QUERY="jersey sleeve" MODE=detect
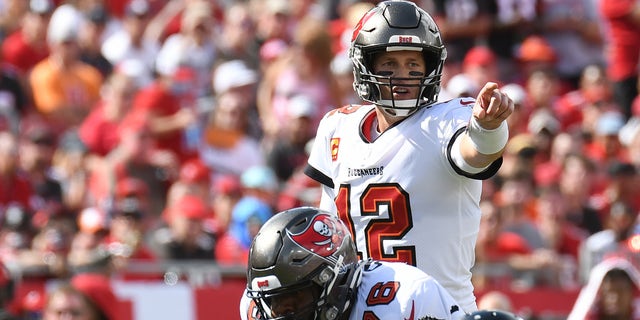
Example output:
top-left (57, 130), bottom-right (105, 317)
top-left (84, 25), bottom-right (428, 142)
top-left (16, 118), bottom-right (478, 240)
top-left (442, 98), bottom-right (503, 180)
top-left (305, 109), bottom-right (339, 188)
top-left (411, 275), bottom-right (466, 320)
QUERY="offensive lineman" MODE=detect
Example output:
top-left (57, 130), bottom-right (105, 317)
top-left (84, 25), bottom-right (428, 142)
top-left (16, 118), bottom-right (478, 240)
top-left (303, 1), bottom-right (514, 312)
top-left (239, 206), bottom-right (465, 320)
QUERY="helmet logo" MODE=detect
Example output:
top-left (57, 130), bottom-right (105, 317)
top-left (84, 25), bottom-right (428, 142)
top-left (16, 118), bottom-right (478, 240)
top-left (351, 9), bottom-right (377, 42)
top-left (256, 280), bottom-right (269, 288)
top-left (290, 214), bottom-right (347, 257)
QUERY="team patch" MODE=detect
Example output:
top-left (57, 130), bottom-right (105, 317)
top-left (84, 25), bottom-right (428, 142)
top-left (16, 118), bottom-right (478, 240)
top-left (331, 138), bottom-right (340, 161)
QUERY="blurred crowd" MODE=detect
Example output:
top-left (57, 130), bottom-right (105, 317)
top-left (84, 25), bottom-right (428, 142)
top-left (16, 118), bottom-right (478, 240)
top-left (0, 0), bottom-right (638, 318)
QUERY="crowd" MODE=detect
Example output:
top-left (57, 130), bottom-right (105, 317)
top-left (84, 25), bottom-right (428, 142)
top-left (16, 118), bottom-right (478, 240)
top-left (0, 0), bottom-right (638, 318)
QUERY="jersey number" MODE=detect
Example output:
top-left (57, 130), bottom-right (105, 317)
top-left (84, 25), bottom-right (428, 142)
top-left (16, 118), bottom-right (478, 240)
top-left (335, 183), bottom-right (416, 266)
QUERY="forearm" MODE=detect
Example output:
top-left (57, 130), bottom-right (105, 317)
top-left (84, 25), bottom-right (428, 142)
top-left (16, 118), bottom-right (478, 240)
top-left (458, 118), bottom-right (508, 168)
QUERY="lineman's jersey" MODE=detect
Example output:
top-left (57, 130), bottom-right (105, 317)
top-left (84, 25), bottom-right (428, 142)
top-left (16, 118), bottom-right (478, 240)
top-left (240, 260), bottom-right (465, 320)
top-left (304, 99), bottom-right (502, 312)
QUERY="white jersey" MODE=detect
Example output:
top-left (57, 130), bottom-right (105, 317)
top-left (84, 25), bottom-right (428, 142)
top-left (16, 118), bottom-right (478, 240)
top-left (305, 99), bottom-right (501, 312)
top-left (240, 260), bottom-right (465, 320)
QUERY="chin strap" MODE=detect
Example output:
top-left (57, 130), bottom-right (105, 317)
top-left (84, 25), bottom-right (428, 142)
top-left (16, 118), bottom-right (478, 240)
top-left (377, 98), bottom-right (427, 117)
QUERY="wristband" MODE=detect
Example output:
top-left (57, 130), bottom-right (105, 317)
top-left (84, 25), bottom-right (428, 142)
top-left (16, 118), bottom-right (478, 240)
top-left (467, 118), bottom-right (509, 155)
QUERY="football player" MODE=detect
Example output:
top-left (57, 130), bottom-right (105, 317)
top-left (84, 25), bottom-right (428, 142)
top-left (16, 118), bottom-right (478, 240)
top-left (303, 0), bottom-right (514, 312)
top-left (239, 206), bottom-right (466, 320)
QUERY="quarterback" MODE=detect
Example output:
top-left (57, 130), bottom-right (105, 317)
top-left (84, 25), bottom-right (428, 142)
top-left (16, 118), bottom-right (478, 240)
top-left (304, 1), bottom-right (514, 312)
top-left (239, 207), bottom-right (465, 320)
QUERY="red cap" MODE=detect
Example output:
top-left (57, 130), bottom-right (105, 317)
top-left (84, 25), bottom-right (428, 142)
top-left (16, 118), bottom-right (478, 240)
top-left (172, 66), bottom-right (197, 82)
top-left (179, 159), bottom-right (211, 184)
top-left (167, 195), bottom-right (211, 221)
top-left (518, 36), bottom-right (556, 63)
top-left (463, 46), bottom-right (496, 67)
top-left (212, 174), bottom-right (242, 196)
top-left (71, 273), bottom-right (119, 320)
top-left (116, 177), bottom-right (148, 199)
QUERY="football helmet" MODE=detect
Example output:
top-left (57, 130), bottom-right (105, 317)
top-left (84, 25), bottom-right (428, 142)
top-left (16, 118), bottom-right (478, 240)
top-left (463, 310), bottom-right (524, 320)
top-left (246, 207), bottom-right (362, 320)
top-left (349, 0), bottom-right (446, 116)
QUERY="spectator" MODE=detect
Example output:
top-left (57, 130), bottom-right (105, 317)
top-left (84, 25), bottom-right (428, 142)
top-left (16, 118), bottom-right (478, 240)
top-left (29, 4), bottom-right (103, 134)
top-left (1, 0), bottom-right (52, 77)
top-left (524, 67), bottom-right (562, 116)
top-left (210, 59), bottom-right (261, 139)
top-left (265, 94), bottom-right (316, 183)
top-left (555, 64), bottom-right (618, 133)
top-left (77, 4), bottom-right (113, 79)
top-left (43, 283), bottom-right (110, 320)
top-left (533, 131), bottom-right (581, 188)
top-left (499, 133), bottom-right (538, 182)
top-left (166, 158), bottom-right (211, 208)
top-left (22, 219), bottom-right (76, 278)
top-left (215, 196), bottom-right (272, 266)
top-left (591, 161), bottom-right (640, 220)
top-left (78, 65), bottom-right (141, 157)
top-left (210, 174), bottom-right (243, 237)
top-left (50, 130), bottom-right (90, 213)
top-left (558, 153), bottom-right (603, 235)
top-left (515, 35), bottom-right (558, 86)
top-left (486, 0), bottom-right (537, 83)
top-left (0, 60), bottom-right (27, 136)
top-left (533, 185), bottom-right (586, 288)
top-left (536, 0), bottom-right (605, 89)
top-left (579, 201), bottom-right (639, 284)
top-left (429, 0), bottom-right (495, 76)
top-left (257, 16), bottom-right (343, 143)
top-left (584, 112), bottom-right (629, 171)
top-left (126, 65), bottom-right (199, 163)
top-left (101, 0), bottom-right (158, 88)
top-left (568, 257), bottom-right (640, 320)
top-left (73, 207), bottom-right (110, 250)
top-left (69, 272), bottom-right (123, 320)
top-left (477, 290), bottom-right (514, 312)
top-left (598, 0), bottom-right (640, 120)
top-left (240, 165), bottom-right (279, 211)
top-left (103, 198), bottom-right (157, 279)
top-left (199, 90), bottom-right (263, 177)
top-left (251, 0), bottom-right (292, 46)
top-left (451, 46), bottom-right (501, 98)
top-left (155, 1), bottom-right (217, 98)
top-left (498, 170), bottom-right (543, 248)
top-left (215, 2), bottom-right (260, 69)
top-left (501, 83), bottom-right (532, 137)
top-left (474, 200), bottom-right (532, 290)
top-left (18, 119), bottom-right (67, 223)
top-left (87, 121), bottom-right (176, 218)
top-left (0, 0), bottom-right (29, 40)
top-left (0, 131), bottom-right (32, 212)
top-left (150, 195), bottom-right (215, 260)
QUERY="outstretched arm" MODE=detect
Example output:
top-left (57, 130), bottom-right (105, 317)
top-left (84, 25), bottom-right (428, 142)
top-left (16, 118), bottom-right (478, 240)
top-left (458, 82), bottom-right (514, 170)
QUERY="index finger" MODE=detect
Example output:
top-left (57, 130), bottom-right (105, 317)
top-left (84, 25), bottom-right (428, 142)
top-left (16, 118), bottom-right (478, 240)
top-left (476, 82), bottom-right (499, 109)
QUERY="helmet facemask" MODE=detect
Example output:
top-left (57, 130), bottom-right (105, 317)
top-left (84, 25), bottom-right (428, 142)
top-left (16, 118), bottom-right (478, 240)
top-left (248, 256), bottom-right (362, 320)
